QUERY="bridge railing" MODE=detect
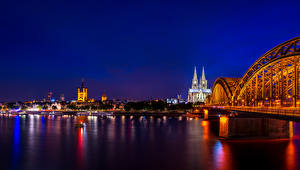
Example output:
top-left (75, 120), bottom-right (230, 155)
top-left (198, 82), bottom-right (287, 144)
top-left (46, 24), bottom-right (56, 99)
top-left (214, 106), bottom-right (300, 117)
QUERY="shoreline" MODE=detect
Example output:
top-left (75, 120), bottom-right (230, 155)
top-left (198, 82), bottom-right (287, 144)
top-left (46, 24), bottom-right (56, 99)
top-left (0, 110), bottom-right (188, 117)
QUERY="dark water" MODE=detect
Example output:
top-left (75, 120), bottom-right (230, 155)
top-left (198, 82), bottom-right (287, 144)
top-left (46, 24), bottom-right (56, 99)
top-left (0, 114), bottom-right (299, 170)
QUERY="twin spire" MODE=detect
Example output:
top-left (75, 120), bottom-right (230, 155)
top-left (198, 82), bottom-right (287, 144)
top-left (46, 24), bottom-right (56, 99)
top-left (201, 66), bottom-right (206, 81)
top-left (192, 66), bottom-right (206, 89)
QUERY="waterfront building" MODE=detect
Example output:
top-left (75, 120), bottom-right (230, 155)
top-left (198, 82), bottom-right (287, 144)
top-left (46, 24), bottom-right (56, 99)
top-left (188, 67), bottom-right (211, 103)
top-left (166, 98), bottom-right (178, 104)
top-left (102, 92), bottom-right (107, 102)
top-left (88, 98), bottom-right (95, 102)
top-left (77, 81), bottom-right (87, 102)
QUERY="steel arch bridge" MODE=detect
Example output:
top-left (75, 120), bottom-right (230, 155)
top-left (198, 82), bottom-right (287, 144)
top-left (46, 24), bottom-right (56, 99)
top-left (208, 37), bottom-right (300, 107)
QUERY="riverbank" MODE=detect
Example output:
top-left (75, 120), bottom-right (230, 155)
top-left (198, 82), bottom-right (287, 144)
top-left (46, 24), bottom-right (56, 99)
top-left (0, 110), bottom-right (189, 117)
top-left (113, 111), bottom-right (186, 117)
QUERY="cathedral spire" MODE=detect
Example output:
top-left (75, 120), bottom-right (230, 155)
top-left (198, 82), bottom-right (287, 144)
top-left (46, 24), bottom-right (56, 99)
top-left (201, 66), bottom-right (206, 81)
top-left (192, 67), bottom-right (198, 89)
top-left (80, 79), bottom-right (85, 90)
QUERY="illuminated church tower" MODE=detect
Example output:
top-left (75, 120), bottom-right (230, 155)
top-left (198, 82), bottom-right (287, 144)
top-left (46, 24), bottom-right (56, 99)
top-left (188, 66), bottom-right (211, 103)
top-left (199, 67), bottom-right (207, 89)
top-left (192, 67), bottom-right (199, 89)
top-left (77, 81), bottom-right (87, 102)
top-left (102, 92), bottom-right (107, 102)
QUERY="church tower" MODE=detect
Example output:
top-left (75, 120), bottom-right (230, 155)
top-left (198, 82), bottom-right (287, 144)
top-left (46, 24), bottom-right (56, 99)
top-left (77, 81), bottom-right (87, 102)
top-left (188, 66), bottom-right (211, 103)
top-left (199, 66), bottom-right (207, 89)
top-left (102, 92), bottom-right (107, 102)
top-left (192, 67), bottom-right (199, 89)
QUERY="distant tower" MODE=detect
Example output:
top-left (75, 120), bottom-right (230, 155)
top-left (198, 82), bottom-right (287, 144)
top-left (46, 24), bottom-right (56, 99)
top-left (60, 94), bottom-right (65, 101)
top-left (102, 92), bottom-right (107, 102)
top-left (77, 81), bottom-right (87, 102)
top-left (48, 91), bottom-right (53, 102)
top-left (192, 67), bottom-right (199, 89)
top-left (199, 66), bottom-right (208, 89)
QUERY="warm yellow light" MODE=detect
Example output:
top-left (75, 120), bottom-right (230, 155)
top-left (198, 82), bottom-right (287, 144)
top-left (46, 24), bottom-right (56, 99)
top-left (201, 120), bottom-right (209, 127)
top-left (219, 116), bottom-right (229, 138)
top-left (289, 121), bottom-right (293, 138)
top-left (204, 109), bottom-right (208, 120)
top-left (220, 116), bottom-right (228, 124)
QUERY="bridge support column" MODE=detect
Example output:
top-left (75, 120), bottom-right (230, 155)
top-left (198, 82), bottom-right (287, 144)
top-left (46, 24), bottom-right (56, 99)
top-left (262, 69), bottom-right (265, 106)
top-left (255, 75), bottom-right (258, 107)
top-left (294, 57), bottom-right (298, 107)
top-left (270, 67), bottom-right (273, 107)
top-left (280, 63), bottom-right (284, 107)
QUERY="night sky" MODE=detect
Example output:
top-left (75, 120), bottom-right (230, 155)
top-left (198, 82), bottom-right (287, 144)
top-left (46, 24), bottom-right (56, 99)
top-left (1, 0), bottom-right (300, 101)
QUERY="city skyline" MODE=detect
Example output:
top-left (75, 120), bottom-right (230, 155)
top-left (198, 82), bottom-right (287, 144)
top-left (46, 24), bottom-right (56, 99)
top-left (1, 0), bottom-right (300, 101)
top-left (0, 1), bottom-right (299, 170)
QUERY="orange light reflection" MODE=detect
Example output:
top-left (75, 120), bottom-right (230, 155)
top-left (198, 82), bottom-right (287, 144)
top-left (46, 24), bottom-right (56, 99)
top-left (286, 140), bottom-right (297, 170)
top-left (77, 128), bottom-right (84, 169)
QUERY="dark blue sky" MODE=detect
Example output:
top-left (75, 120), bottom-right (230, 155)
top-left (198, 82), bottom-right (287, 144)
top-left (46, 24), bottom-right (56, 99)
top-left (0, 0), bottom-right (299, 101)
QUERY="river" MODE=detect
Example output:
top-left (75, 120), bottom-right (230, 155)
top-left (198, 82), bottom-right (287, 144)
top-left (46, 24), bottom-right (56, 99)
top-left (0, 114), bottom-right (298, 170)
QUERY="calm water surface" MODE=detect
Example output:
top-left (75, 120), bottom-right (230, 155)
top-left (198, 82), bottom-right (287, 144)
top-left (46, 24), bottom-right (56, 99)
top-left (0, 115), bottom-right (299, 170)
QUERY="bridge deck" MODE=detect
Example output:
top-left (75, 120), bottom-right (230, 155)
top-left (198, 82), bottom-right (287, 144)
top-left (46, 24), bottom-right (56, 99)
top-left (213, 106), bottom-right (300, 117)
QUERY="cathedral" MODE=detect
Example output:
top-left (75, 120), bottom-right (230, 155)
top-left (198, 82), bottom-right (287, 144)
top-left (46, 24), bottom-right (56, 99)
top-left (188, 67), bottom-right (211, 103)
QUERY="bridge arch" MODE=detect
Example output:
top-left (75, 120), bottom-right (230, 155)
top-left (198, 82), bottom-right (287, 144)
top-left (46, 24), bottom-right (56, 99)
top-left (210, 37), bottom-right (300, 107)
top-left (209, 77), bottom-right (240, 105)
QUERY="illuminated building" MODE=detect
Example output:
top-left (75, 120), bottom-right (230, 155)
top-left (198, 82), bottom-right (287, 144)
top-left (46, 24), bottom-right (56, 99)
top-left (88, 98), bottom-right (95, 103)
top-left (188, 67), bottom-right (211, 103)
top-left (60, 94), bottom-right (65, 101)
top-left (77, 81), bottom-right (87, 102)
top-left (166, 98), bottom-right (178, 104)
top-left (102, 92), bottom-right (107, 102)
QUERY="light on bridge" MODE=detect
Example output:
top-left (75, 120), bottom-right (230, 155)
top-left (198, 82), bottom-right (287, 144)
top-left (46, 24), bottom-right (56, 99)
top-left (204, 109), bottom-right (209, 120)
top-left (201, 120), bottom-right (209, 127)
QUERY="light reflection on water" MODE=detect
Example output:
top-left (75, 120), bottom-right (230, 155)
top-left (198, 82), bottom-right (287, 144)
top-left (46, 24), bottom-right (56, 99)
top-left (213, 141), bottom-right (233, 170)
top-left (12, 116), bottom-right (21, 169)
top-left (0, 115), bottom-right (298, 170)
top-left (286, 140), bottom-right (297, 170)
top-left (77, 128), bottom-right (84, 169)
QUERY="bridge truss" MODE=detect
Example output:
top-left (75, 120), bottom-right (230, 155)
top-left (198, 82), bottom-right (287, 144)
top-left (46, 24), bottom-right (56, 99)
top-left (208, 37), bottom-right (300, 107)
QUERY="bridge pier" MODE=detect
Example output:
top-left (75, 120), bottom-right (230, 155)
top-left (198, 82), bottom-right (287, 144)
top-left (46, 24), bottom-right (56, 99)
top-left (219, 116), bottom-right (293, 139)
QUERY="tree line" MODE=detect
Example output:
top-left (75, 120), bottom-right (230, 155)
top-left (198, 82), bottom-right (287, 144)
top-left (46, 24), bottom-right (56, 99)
top-left (124, 100), bottom-right (192, 112)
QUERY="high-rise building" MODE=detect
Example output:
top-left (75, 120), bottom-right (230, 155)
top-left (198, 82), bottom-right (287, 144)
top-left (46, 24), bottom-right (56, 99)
top-left (78, 81), bottom-right (87, 102)
top-left (188, 66), bottom-right (211, 103)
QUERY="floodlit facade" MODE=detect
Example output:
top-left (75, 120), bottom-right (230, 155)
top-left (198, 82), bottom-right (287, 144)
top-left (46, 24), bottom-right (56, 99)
top-left (102, 92), bottom-right (107, 102)
top-left (188, 67), bottom-right (211, 103)
top-left (78, 81), bottom-right (87, 102)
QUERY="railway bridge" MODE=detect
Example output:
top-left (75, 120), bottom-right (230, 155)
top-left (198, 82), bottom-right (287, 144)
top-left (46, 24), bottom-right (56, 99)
top-left (206, 37), bottom-right (300, 114)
